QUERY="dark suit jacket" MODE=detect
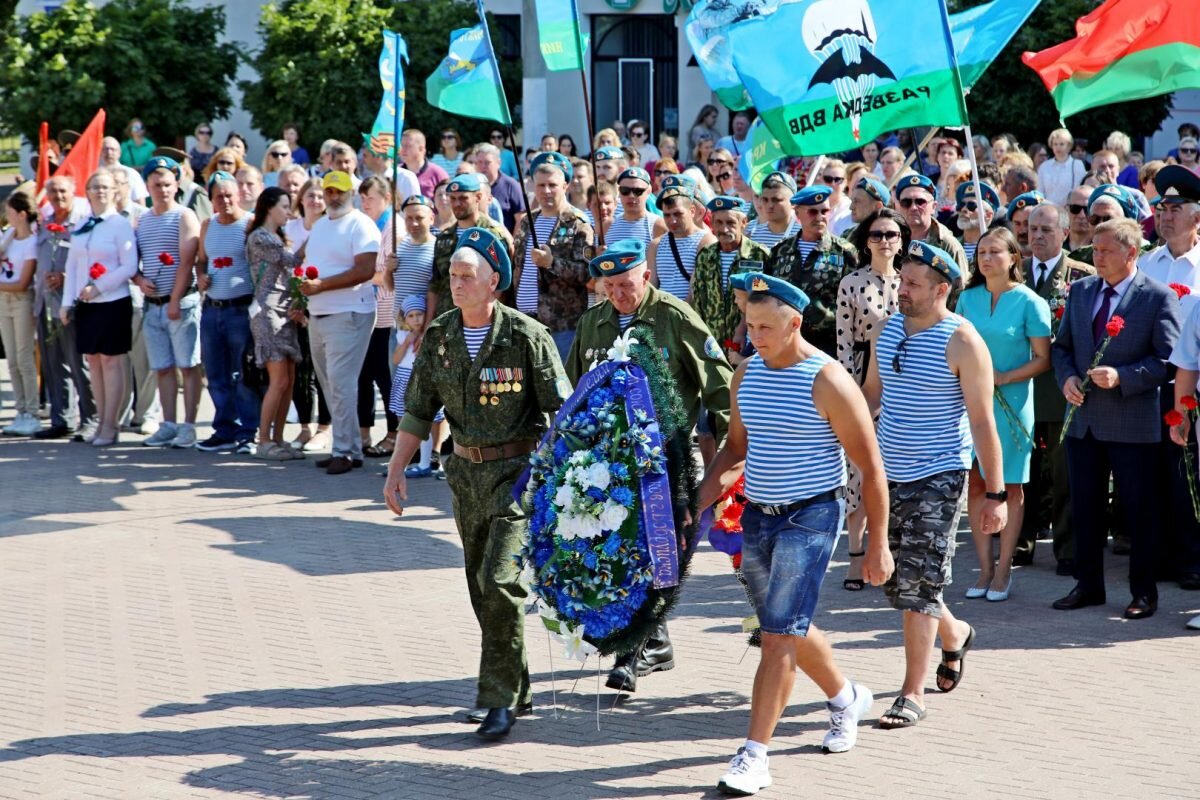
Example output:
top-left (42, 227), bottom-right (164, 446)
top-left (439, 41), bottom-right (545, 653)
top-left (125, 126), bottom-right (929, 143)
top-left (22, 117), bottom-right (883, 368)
top-left (1051, 269), bottom-right (1182, 443)
top-left (1025, 251), bottom-right (1094, 422)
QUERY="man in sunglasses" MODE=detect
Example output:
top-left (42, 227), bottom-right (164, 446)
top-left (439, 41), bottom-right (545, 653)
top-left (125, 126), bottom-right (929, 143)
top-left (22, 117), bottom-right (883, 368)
top-left (954, 181), bottom-right (999, 265)
top-left (429, 173), bottom-right (513, 318)
top-left (647, 182), bottom-right (716, 302)
top-left (604, 166), bottom-right (667, 250)
top-left (1068, 184), bottom-right (1144, 265)
top-left (864, 241), bottom-right (1005, 729)
top-left (1066, 185), bottom-right (1096, 254)
top-left (766, 185), bottom-right (858, 357)
top-left (894, 173), bottom-right (968, 282)
top-left (746, 171), bottom-right (800, 251)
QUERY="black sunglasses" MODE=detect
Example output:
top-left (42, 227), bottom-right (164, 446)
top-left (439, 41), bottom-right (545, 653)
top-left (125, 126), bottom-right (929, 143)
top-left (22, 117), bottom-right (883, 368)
top-left (619, 186), bottom-right (646, 197)
top-left (1089, 214), bottom-right (1115, 226)
top-left (654, 169), bottom-right (676, 176)
top-left (489, 133), bottom-right (505, 140)
top-left (891, 338), bottom-right (909, 374)
top-left (1067, 204), bottom-right (1088, 215)
top-left (269, 151), bottom-right (288, 158)
top-left (900, 197), bottom-right (930, 209)
top-left (198, 129), bottom-right (213, 136)
top-left (707, 158), bottom-right (730, 166)
top-left (822, 175), bottom-right (845, 184)
top-left (868, 230), bottom-right (901, 242)
top-left (960, 200), bottom-right (979, 212)
top-left (716, 172), bottom-right (733, 182)
top-left (1181, 148), bottom-right (1198, 154)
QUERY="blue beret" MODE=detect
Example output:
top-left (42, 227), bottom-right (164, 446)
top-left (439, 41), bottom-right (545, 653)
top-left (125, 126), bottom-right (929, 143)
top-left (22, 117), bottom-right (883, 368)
top-left (1154, 164), bottom-right (1200, 205)
top-left (707, 195), bottom-right (747, 214)
top-left (660, 173), bottom-right (697, 191)
top-left (1088, 184), bottom-right (1136, 219)
top-left (897, 173), bottom-right (935, 196)
top-left (594, 146), bottom-right (625, 162)
top-left (456, 227), bottom-right (512, 291)
top-left (530, 151), bottom-right (572, 181)
top-left (659, 185), bottom-right (695, 204)
top-left (1006, 190), bottom-right (1045, 219)
top-left (206, 170), bottom-right (236, 190)
top-left (142, 156), bottom-right (180, 181)
top-left (746, 272), bottom-right (810, 313)
top-left (906, 240), bottom-right (961, 282)
top-left (760, 171), bottom-right (797, 194)
top-left (791, 185), bottom-right (833, 206)
top-left (446, 173), bottom-right (483, 193)
top-left (589, 238), bottom-right (646, 279)
top-left (956, 180), bottom-right (1000, 212)
top-left (617, 167), bottom-right (651, 185)
top-left (856, 177), bottom-right (891, 205)
top-left (401, 194), bottom-right (432, 210)
top-left (729, 270), bottom-right (763, 292)
top-left (1150, 195), bottom-right (1163, 208)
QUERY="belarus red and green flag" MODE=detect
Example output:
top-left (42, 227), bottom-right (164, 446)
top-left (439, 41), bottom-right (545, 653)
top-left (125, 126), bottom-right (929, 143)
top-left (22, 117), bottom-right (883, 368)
top-left (1022, 0), bottom-right (1200, 119)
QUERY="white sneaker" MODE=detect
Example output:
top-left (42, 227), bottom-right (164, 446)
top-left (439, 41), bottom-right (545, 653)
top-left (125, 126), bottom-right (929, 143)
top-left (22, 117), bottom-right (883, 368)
top-left (717, 749), bottom-right (771, 796)
top-left (1187, 614), bottom-right (1200, 631)
top-left (823, 683), bottom-right (874, 753)
top-left (170, 423), bottom-right (197, 449)
top-left (2, 415), bottom-right (21, 435)
top-left (10, 413), bottom-right (42, 436)
top-left (143, 422), bottom-right (178, 447)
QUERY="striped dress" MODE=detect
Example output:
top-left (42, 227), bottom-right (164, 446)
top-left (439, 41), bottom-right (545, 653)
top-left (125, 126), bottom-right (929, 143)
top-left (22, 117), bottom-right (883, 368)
top-left (655, 230), bottom-right (707, 300)
top-left (605, 212), bottom-right (655, 249)
top-left (739, 352), bottom-right (846, 504)
top-left (135, 209), bottom-right (184, 295)
top-left (875, 314), bottom-right (972, 483)
top-left (388, 330), bottom-right (444, 422)
top-left (204, 215), bottom-right (252, 300)
top-left (746, 218), bottom-right (800, 252)
top-left (517, 215), bottom-right (558, 314)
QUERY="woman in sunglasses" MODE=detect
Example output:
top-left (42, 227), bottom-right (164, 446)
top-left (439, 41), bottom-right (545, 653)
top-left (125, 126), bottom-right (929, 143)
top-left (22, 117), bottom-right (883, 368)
top-left (119, 118), bottom-right (156, 170)
top-left (628, 119), bottom-right (658, 165)
top-left (705, 147), bottom-right (736, 190)
top-left (432, 128), bottom-right (463, 174)
top-left (260, 140), bottom-right (293, 188)
top-left (838, 208), bottom-right (909, 590)
top-left (189, 123), bottom-right (216, 175)
top-left (201, 147), bottom-right (246, 185)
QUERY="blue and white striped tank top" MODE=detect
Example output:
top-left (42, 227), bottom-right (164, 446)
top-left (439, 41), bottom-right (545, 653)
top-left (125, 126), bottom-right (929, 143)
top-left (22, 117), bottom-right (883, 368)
top-left (739, 352), bottom-right (846, 504)
top-left (963, 242), bottom-right (977, 263)
top-left (605, 212), bottom-right (654, 248)
top-left (204, 215), bottom-right (252, 300)
top-left (136, 208), bottom-right (183, 295)
top-left (747, 218), bottom-right (800, 251)
top-left (463, 325), bottom-right (489, 361)
top-left (518, 215), bottom-right (558, 313)
top-left (719, 251), bottom-right (737, 286)
top-left (655, 230), bottom-right (706, 300)
top-left (875, 314), bottom-right (972, 482)
top-left (394, 238), bottom-right (435, 300)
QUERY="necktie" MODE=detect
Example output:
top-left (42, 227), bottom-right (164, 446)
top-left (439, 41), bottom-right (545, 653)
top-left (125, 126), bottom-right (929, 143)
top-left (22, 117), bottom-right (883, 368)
top-left (1092, 285), bottom-right (1117, 343)
top-left (1034, 262), bottom-right (1047, 291)
top-left (75, 216), bottom-right (104, 235)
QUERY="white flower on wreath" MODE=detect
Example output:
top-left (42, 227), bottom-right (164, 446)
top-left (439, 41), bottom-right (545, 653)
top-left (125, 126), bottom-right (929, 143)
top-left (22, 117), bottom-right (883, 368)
top-left (585, 462), bottom-right (611, 491)
top-left (553, 483), bottom-right (576, 510)
top-left (568, 450), bottom-right (591, 467)
top-left (557, 621), bottom-right (598, 664)
top-left (598, 500), bottom-right (629, 532)
top-left (607, 328), bottom-right (639, 363)
top-left (560, 511), bottom-right (603, 541)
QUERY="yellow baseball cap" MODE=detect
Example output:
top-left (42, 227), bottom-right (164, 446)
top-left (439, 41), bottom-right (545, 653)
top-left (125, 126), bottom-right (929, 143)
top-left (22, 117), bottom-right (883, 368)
top-left (321, 170), bottom-right (353, 192)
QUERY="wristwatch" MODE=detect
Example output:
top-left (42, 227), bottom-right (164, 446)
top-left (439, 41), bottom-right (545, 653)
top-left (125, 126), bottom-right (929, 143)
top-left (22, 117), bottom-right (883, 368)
top-left (985, 490), bottom-right (1009, 502)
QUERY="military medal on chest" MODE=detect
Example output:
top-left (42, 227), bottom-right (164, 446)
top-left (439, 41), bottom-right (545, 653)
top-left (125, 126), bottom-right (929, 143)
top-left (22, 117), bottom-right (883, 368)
top-left (438, 341), bottom-right (450, 369)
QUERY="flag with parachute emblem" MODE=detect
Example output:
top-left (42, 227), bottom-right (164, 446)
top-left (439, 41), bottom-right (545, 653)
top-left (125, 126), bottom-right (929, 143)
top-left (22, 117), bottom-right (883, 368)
top-left (369, 30), bottom-right (408, 151)
top-left (426, 19), bottom-right (512, 125)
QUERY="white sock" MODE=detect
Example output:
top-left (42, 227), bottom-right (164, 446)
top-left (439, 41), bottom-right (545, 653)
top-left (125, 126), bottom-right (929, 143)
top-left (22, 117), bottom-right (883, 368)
top-left (743, 739), bottom-right (768, 760)
top-left (829, 680), bottom-right (855, 709)
top-left (419, 437), bottom-right (433, 469)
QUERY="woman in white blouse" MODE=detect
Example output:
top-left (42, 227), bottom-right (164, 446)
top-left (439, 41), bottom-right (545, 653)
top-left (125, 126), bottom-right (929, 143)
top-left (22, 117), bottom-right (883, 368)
top-left (60, 168), bottom-right (138, 446)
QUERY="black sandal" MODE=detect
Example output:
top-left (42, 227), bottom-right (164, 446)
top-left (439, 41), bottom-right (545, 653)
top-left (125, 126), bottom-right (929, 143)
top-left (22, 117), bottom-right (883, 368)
top-left (363, 434), bottom-right (396, 458)
top-left (879, 696), bottom-right (926, 729)
top-left (935, 624), bottom-right (976, 693)
top-left (843, 549), bottom-right (866, 591)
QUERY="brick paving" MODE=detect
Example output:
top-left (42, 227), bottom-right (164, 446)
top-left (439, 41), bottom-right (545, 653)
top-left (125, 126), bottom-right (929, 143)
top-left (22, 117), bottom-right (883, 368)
top-left (0, 377), bottom-right (1197, 799)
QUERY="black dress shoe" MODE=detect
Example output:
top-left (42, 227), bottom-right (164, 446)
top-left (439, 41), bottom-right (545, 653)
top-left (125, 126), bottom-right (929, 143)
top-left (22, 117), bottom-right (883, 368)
top-left (1052, 585), bottom-right (1106, 610)
top-left (1012, 551), bottom-right (1034, 567)
top-left (1056, 559), bottom-right (1074, 577)
top-left (475, 707), bottom-right (516, 740)
top-left (315, 456), bottom-right (364, 469)
top-left (1124, 597), bottom-right (1157, 619)
top-left (33, 424), bottom-right (70, 440)
top-left (635, 622), bottom-right (675, 675)
top-left (465, 702), bottom-right (532, 724)
top-left (1178, 573), bottom-right (1200, 591)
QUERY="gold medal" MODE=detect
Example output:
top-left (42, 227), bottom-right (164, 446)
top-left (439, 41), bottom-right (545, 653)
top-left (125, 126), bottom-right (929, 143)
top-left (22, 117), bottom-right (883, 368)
top-left (479, 395), bottom-right (489, 406)
top-left (490, 395), bottom-right (500, 405)
top-left (502, 382), bottom-right (511, 392)
top-left (488, 382), bottom-right (498, 393)
top-left (512, 382), bottom-right (522, 393)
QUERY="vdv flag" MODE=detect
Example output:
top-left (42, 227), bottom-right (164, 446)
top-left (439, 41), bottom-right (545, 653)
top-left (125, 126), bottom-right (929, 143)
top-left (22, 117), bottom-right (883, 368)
top-left (685, 0), bottom-right (787, 111)
top-left (369, 30), bottom-right (408, 156)
top-left (535, 0), bottom-right (589, 72)
top-left (952, 0), bottom-right (1042, 91)
top-left (728, 0), bottom-right (968, 155)
top-left (426, 23), bottom-right (512, 125)
top-left (737, 118), bottom-right (788, 192)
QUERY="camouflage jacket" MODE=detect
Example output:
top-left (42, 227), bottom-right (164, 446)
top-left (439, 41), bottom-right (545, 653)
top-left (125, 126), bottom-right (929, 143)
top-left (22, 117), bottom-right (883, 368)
top-left (766, 231), bottom-right (859, 356)
top-left (1023, 252), bottom-right (1095, 422)
top-left (512, 206), bottom-right (595, 333)
top-left (922, 220), bottom-right (970, 276)
top-left (430, 214), bottom-right (513, 319)
top-left (691, 236), bottom-right (770, 345)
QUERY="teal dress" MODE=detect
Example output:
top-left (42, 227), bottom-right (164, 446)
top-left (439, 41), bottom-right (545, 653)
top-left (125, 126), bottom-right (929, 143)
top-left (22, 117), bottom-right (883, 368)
top-left (955, 283), bottom-right (1052, 483)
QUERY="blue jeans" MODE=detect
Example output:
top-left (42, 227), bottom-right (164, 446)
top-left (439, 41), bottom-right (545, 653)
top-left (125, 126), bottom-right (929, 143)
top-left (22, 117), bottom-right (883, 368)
top-left (740, 499), bottom-right (844, 636)
top-left (200, 302), bottom-right (259, 442)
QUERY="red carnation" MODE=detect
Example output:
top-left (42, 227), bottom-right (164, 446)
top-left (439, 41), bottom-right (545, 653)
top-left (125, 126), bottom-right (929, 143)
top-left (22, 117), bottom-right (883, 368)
top-left (1183, 396), bottom-right (1199, 411)
top-left (45, 223), bottom-right (65, 234)
top-left (1166, 409), bottom-right (1186, 427)
top-left (304, 265), bottom-right (319, 280)
top-left (1054, 306), bottom-right (1065, 320)
top-left (158, 252), bottom-right (175, 266)
top-left (293, 266), bottom-right (304, 277)
top-left (1105, 315), bottom-right (1125, 338)
top-left (1170, 283), bottom-right (1192, 300)
top-left (88, 263), bottom-right (106, 281)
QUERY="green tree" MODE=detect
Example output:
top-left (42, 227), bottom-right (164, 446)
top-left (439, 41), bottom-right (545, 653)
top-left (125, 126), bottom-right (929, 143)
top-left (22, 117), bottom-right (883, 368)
top-left (241, 0), bottom-right (522, 153)
top-left (951, 0), bottom-right (1172, 149)
top-left (0, 0), bottom-right (239, 145)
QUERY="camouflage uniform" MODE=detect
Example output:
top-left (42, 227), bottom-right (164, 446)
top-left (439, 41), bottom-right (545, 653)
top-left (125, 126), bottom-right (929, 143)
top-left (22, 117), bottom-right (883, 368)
top-left (429, 215), bottom-right (513, 319)
top-left (883, 470), bottom-right (967, 618)
top-left (565, 284), bottom-right (733, 444)
top-left (1069, 241), bottom-right (1153, 267)
top-left (511, 206), bottom-right (595, 333)
top-left (399, 303), bottom-right (570, 709)
top-left (766, 232), bottom-right (859, 356)
top-left (920, 220), bottom-right (970, 276)
top-left (691, 236), bottom-right (770, 346)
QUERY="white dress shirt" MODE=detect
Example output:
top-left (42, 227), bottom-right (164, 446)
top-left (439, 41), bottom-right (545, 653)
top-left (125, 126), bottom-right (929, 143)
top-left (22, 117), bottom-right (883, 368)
top-left (62, 211), bottom-right (137, 308)
top-left (1138, 236), bottom-right (1200, 316)
top-left (1030, 253), bottom-right (1062, 289)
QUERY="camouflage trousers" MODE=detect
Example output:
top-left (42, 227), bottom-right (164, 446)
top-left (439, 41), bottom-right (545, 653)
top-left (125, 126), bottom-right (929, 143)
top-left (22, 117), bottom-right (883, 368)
top-left (444, 453), bottom-right (532, 709)
top-left (883, 470), bottom-right (967, 618)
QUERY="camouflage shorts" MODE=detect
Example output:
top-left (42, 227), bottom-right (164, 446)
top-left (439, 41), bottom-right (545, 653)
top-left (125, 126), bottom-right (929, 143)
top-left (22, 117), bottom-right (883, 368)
top-left (883, 470), bottom-right (967, 618)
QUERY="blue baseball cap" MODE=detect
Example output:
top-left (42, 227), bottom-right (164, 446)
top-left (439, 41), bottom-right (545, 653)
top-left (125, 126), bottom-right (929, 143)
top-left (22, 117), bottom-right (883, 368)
top-left (746, 272), bottom-right (810, 313)
top-left (906, 240), bottom-right (962, 282)
top-left (589, 238), bottom-right (646, 279)
top-left (456, 227), bottom-right (512, 291)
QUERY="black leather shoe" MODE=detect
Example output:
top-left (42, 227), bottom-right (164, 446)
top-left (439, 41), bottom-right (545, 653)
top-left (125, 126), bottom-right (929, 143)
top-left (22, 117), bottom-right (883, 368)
top-left (475, 707), bottom-right (516, 740)
top-left (1111, 539), bottom-right (1132, 556)
top-left (606, 650), bottom-right (639, 692)
top-left (34, 424), bottom-right (70, 440)
top-left (315, 456), bottom-right (364, 469)
top-left (1124, 597), bottom-right (1157, 619)
top-left (1056, 559), bottom-right (1074, 577)
top-left (634, 623), bottom-right (675, 676)
top-left (465, 702), bottom-right (532, 724)
top-left (1012, 551), bottom-right (1034, 567)
top-left (1178, 573), bottom-right (1200, 591)
top-left (1052, 585), bottom-right (1106, 610)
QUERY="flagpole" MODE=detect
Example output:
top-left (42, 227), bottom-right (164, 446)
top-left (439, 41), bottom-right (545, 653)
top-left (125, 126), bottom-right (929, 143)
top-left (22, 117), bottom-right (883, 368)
top-left (569, 0), bottom-right (604, 247)
top-left (391, 32), bottom-right (400, 263)
top-left (805, 155), bottom-right (826, 188)
top-left (962, 119), bottom-right (988, 234)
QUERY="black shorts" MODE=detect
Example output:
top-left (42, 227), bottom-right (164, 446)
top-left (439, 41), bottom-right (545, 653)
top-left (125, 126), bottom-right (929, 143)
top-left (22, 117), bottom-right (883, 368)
top-left (75, 295), bottom-right (133, 357)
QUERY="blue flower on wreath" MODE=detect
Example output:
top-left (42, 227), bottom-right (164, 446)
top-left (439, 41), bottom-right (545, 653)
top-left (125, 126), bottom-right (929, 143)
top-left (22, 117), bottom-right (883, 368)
top-left (602, 531), bottom-right (623, 556)
top-left (610, 463), bottom-right (630, 482)
top-left (582, 550), bottom-right (599, 570)
top-left (609, 486), bottom-right (634, 507)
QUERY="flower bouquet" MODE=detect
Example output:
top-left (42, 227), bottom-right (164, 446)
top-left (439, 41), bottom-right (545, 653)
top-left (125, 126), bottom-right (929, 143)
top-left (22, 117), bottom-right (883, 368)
top-left (288, 265), bottom-right (319, 310)
top-left (517, 328), bottom-right (698, 659)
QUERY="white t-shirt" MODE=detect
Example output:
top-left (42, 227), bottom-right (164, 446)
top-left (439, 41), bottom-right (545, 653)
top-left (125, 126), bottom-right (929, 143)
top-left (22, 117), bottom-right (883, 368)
top-left (284, 217), bottom-right (316, 250)
top-left (305, 210), bottom-right (381, 316)
top-left (0, 230), bottom-right (37, 287)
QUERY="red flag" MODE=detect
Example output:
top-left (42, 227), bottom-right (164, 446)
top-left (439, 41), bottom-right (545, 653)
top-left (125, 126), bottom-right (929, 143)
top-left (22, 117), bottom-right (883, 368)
top-left (51, 109), bottom-right (106, 198)
top-left (35, 122), bottom-right (50, 194)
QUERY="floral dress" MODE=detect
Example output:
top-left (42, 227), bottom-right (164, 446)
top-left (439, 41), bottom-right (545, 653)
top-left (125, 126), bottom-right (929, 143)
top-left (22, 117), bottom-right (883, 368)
top-left (247, 227), bottom-right (301, 366)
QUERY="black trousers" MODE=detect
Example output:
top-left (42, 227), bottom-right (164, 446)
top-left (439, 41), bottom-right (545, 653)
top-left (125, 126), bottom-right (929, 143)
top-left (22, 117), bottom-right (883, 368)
top-left (1065, 432), bottom-right (1161, 601)
top-left (1019, 420), bottom-right (1074, 562)
top-left (1157, 390), bottom-right (1200, 578)
top-left (294, 323), bottom-right (331, 426)
top-left (357, 326), bottom-right (398, 432)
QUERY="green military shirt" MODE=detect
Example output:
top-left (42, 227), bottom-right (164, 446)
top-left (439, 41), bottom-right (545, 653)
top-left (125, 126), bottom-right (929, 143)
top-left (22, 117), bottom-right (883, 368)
top-left (692, 236), bottom-right (770, 345)
top-left (1023, 251), bottom-right (1094, 422)
top-left (565, 285), bottom-right (734, 444)
top-left (511, 206), bottom-right (595, 333)
top-left (400, 303), bottom-right (569, 448)
top-left (766, 231), bottom-right (859, 356)
top-left (430, 215), bottom-right (513, 319)
top-left (1068, 241), bottom-right (1154, 266)
top-left (921, 220), bottom-right (970, 275)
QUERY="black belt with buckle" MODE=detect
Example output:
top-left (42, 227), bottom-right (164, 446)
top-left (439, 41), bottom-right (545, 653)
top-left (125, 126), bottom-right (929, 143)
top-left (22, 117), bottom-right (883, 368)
top-left (145, 286), bottom-right (197, 306)
top-left (748, 487), bottom-right (845, 517)
top-left (203, 294), bottom-right (252, 309)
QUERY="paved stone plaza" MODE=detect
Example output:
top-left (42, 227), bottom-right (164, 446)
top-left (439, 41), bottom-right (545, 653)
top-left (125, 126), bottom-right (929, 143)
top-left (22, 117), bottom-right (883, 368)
top-left (0, 383), bottom-right (1196, 799)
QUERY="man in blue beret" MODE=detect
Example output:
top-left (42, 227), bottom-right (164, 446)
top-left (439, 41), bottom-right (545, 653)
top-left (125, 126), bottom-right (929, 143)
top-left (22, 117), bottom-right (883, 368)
top-left (955, 181), bottom-right (999, 264)
top-left (896, 172), bottom-right (970, 275)
top-left (764, 184), bottom-right (858, 357)
top-left (568, 237), bottom-right (733, 695)
top-left (1006, 190), bottom-right (1045, 259)
top-left (593, 145), bottom-right (627, 183)
top-left (511, 151), bottom-right (595, 359)
top-left (862, 239), bottom-right (1005, 730)
top-left (746, 171), bottom-right (800, 251)
top-left (697, 271), bottom-right (893, 794)
top-left (647, 184), bottom-right (716, 302)
top-left (385, 227), bottom-right (569, 742)
top-left (429, 172), bottom-right (512, 318)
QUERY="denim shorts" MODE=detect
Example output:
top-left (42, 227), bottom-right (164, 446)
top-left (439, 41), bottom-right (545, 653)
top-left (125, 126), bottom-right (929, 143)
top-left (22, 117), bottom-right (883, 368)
top-left (739, 498), bottom-right (844, 636)
top-left (142, 294), bottom-right (201, 370)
